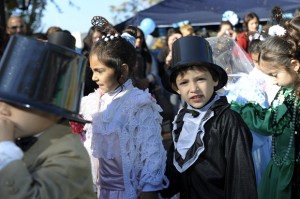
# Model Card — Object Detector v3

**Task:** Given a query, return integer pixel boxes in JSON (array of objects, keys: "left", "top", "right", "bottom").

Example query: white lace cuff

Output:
[{"left": 0, "top": 141, "right": 23, "bottom": 170}]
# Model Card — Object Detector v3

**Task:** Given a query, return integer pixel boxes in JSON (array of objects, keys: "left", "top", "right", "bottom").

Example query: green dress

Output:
[{"left": 231, "top": 87, "right": 300, "bottom": 199}]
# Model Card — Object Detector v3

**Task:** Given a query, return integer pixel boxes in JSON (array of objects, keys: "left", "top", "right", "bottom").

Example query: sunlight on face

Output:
[
  {"left": 259, "top": 59, "right": 297, "bottom": 87},
  {"left": 89, "top": 54, "right": 120, "bottom": 94},
  {"left": 175, "top": 68, "right": 218, "bottom": 109}
]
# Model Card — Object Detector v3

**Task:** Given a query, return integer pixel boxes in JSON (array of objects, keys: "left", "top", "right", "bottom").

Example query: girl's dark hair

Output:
[
  {"left": 248, "top": 39, "right": 261, "bottom": 54},
  {"left": 166, "top": 28, "right": 182, "bottom": 48},
  {"left": 134, "top": 27, "right": 152, "bottom": 63},
  {"left": 82, "top": 26, "right": 101, "bottom": 55},
  {"left": 89, "top": 16, "right": 136, "bottom": 84},
  {"left": 243, "top": 12, "right": 260, "bottom": 32},
  {"left": 259, "top": 36, "right": 300, "bottom": 97},
  {"left": 248, "top": 32, "right": 268, "bottom": 53},
  {"left": 285, "top": 16, "right": 300, "bottom": 45},
  {"left": 219, "top": 21, "right": 233, "bottom": 29},
  {"left": 122, "top": 25, "right": 137, "bottom": 38},
  {"left": 261, "top": 7, "right": 300, "bottom": 97}
]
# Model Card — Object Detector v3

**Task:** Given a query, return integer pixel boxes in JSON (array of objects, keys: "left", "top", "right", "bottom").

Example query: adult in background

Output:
[
  {"left": 1, "top": 15, "right": 27, "bottom": 58},
  {"left": 6, "top": 15, "right": 27, "bottom": 36}
]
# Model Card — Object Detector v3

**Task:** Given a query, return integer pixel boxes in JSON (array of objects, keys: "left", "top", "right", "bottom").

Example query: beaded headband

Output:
[{"left": 91, "top": 16, "right": 136, "bottom": 47}]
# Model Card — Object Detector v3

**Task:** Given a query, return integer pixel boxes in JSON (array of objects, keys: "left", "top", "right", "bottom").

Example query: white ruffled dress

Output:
[{"left": 80, "top": 79, "right": 167, "bottom": 199}]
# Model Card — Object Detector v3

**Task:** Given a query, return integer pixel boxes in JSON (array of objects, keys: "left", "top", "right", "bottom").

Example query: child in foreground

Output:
[
  {"left": 78, "top": 16, "right": 167, "bottom": 199},
  {"left": 231, "top": 35, "right": 300, "bottom": 199},
  {"left": 160, "top": 36, "right": 257, "bottom": 199},
  {"left": 0, "top": 35, "right": 95, "bottom": 198}
]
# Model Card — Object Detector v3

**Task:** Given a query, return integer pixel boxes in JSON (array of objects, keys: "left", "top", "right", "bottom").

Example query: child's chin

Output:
[{"left": 189, "top": 103, "right": 204, "bottom": 109}]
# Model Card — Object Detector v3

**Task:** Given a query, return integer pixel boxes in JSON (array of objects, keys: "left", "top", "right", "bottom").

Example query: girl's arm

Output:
[{"left": 230, "top": 101, "right": 276, "bottom": 136}]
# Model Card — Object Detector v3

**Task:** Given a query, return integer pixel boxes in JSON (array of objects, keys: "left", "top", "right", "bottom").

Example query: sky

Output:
[{"left": 41, "top": 0, "right": 125, "bottom": 34}]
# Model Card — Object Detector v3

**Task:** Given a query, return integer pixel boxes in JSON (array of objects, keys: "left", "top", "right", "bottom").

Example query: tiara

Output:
[
  {"left": 91, "top": 16, "right": 108, "bottom": 28},
  {"left": 91, "top": 16, "right": 135, "bottom": 47}
]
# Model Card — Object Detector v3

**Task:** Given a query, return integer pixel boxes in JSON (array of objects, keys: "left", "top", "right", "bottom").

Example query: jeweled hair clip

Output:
[
  {"left": 91, "top": 16, "right": 109, "bottom": 28},
  {"left": 101, "top": 33, "right": 120, "bottom": 42}
]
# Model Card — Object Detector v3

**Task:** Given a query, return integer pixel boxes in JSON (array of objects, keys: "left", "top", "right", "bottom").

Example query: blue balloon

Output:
[{"left": 139, "top": 18, "right": 156, "bottom": 35}]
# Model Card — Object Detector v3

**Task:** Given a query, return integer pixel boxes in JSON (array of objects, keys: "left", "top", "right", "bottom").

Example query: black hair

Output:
[
  {"left": 89, "top": 16, "right": 137, "bottom": 85},
  {"left": 247, "top": 32, "right": 268, "bottom": 53},
  {"left": 170, "top": 65, "right": 219, "bottom": 89}
]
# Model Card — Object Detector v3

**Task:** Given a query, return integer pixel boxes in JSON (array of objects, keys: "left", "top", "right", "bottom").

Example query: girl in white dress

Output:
[{"left": 79, "top": 16, "right": 167, "bottom": 199}]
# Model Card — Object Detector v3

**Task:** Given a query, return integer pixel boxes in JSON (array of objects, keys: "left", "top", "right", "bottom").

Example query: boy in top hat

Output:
[
  {"left": 0, "top": 35, "right": 95, "bottom": 198},
  {"left": 160, "top": 36, "right": 257, "bottom": 199}
]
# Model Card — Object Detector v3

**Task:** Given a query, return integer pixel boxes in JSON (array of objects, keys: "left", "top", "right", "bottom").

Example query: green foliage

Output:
[{"left": 6, "top": 0, "right": 77, "bottom": 34}]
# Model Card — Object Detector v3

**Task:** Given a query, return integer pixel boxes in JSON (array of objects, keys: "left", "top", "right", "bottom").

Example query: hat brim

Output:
[
  {"left": 162, "top": 62, "right": 228, "bottom": 94},
  {"left": 0, "top": 93, "right": 91, "bottom": 124}
]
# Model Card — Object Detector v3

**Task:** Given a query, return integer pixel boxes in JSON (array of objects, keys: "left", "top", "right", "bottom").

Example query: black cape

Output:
[{"left": 160, "top": 96, "right": 258, "bottom": 199}]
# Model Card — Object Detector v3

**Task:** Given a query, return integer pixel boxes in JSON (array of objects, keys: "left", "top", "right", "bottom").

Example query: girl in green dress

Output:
[{"left": 231, "top": 33, "right": 300, "bottom": 198}]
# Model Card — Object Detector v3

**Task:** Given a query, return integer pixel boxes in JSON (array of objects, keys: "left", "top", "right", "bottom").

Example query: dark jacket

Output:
[{"left": 161, "top": 96, "right": 258, "bottom": 199}]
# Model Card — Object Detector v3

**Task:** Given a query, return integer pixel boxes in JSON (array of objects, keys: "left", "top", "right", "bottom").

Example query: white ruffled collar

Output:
[
  {"left": 173, "top": 94, "right": 220, "bottom": 172},
  {"left": 95, "top": 79, "right": 134, "bottom": 122}
]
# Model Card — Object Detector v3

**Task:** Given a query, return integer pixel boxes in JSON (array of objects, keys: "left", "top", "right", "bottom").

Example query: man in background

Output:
[
  {"left": 0, "top": 15, "right": 26, "bottom": 59},
  {"left": 6, "top": 15, "right": 26, "bottom": 35}
]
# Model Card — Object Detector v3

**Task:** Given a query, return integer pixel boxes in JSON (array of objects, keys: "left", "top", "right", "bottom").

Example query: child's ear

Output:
[
  {"left": 214, "top": 80, "right": 219, "bottom": 87},
  {"left": 171, "top": 84, "right": 180, "bottom": 94},
  {"left": 121, "top": 64, "right": 129, "bottom": 74},
  {"left": 291, "top": 59, "right": 300, "bottom": 73},
  {"left": 0, "top": 102, "right": 11, "bottom": 116},
  {"left": 121, "top": 64, "right": 129, "bottom": 76}
]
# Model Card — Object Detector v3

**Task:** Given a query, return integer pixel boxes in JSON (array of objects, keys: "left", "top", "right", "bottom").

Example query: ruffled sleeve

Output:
[
  {"left": 79, "top": 91, "right": 100, "bottom": 145},
  {"left": 230, "top": 101, "right": 276, "bottom": 135},
  {"left": 120, "top": 89, "right": 167, "bottom": 192}
]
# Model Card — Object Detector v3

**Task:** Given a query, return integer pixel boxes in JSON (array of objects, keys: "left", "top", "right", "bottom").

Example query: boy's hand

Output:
[{"left": 0, "top": 118, "right": 15, "bottom": 141}]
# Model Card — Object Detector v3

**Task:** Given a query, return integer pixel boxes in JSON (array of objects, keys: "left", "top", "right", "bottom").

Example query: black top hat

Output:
[
  {"left": 0, "top": 35, "right": 88, "bottom": 123},
  {"left": 48, "top": 31, "right": 76, "bottom": 50},
  {"left": 163, "top": 36, "right": 228, "bottom": 94}
]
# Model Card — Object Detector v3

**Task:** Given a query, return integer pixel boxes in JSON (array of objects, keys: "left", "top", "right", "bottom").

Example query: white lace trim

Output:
[{"left": 80, "top": 81, "right": 167, "bottom": 199}]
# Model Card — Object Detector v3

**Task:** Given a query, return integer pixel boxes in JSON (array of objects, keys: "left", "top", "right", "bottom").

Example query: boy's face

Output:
[
  {"left": 0, "top": 102, "right": 59, "bottom": 140},
  {"left": 175, "top": 68, "right": 218, "bottom": 109}
]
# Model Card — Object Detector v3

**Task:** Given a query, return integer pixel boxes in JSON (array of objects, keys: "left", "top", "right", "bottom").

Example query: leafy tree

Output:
[
  {"left": 110, "top": 0, "right": 162, "bottom": 24},
  {"left": 5, "top": 0, "right": 78, "bottom": 34}
]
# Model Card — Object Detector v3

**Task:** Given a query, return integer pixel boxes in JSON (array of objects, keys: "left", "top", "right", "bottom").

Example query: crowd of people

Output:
[{"left": 0, "top": 5, "right": 300, "bottom": 199}]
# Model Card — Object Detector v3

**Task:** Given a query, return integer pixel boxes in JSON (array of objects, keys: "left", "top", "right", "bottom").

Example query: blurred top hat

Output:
[
  {"left": 0, "top": 35, "right": 88, "bottom": 123},
  {"left": 162, "top": 36, "right": 228, "bottom": 94},
  {"left": 48, "top": 31, "right": 76, "bottom": 50}
]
